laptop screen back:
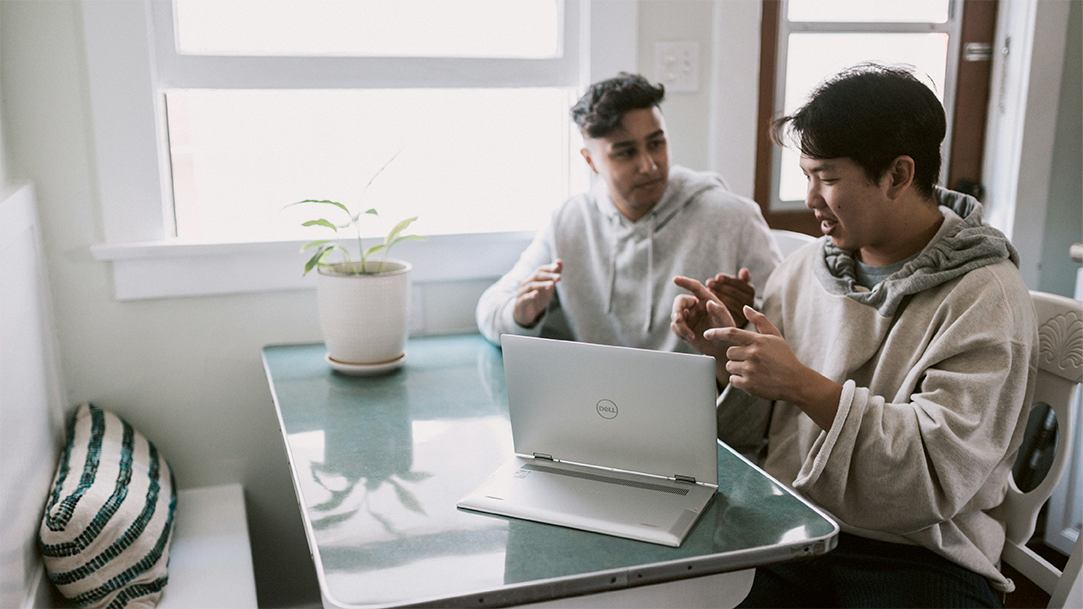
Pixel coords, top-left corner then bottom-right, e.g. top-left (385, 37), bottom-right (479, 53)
top-left (501, 335), bottom-right (719, 484)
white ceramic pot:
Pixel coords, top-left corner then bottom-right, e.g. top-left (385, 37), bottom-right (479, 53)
top-left (317, 260), bottom-right (411, 365)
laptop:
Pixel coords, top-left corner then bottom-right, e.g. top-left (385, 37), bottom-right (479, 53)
top-left (457, 335), bottom-right (719, 547)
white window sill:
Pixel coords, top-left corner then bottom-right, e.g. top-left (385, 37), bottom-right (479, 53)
top-left (90, 231), bottom-right (533, 301)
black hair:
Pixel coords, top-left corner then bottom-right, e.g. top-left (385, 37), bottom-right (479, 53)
top-left (570, 72), bottom-right (666, 138)
top-left (771, 63), bottom-right (946, 198)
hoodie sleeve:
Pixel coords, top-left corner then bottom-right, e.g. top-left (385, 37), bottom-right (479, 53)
top-left (475, 221), bottom-right (558, 346)
top-left (791, 265), bottom-right (1037, 535)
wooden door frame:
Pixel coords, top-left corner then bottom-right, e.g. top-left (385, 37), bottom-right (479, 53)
top-left (752, 0), bottom-right (998, 236)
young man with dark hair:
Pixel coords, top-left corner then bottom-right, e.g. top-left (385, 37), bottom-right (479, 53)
top-left (477, 73), bottom-right (781, 351)
top-left (672, 63), bottom-right (1037, 606)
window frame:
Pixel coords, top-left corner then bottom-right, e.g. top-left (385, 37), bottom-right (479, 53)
top-left (85, 0), bottom-right (636, 300)
top-left (766, 0), bottom-right (962, 212)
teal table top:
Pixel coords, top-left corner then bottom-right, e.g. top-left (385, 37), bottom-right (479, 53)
top-left (263, 335), bottom-right (837, 609)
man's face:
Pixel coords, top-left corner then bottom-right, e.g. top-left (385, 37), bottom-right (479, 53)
top-left (580, 107), bottom-right (670, 222)
top-left (800, 155), bottom-right (895, 263)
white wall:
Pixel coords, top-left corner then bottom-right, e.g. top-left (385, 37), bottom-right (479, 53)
top-left (1, 2), bottom-right (325, 604)
top-left (1037, 0), bottom-right (1082, 299)
top-left (0, 183), bottom-right (66, 609)
top-left (0, 3), bottom-right (6, 190)
top-left (981, 0), bottom-right (1076, 290)
top-left (637, 0), bottom-right (715, 173)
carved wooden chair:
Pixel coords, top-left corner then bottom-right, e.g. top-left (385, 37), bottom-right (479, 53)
top-left (1002, 290), bottom-right (1082, 608)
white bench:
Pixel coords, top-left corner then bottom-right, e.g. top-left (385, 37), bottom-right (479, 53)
top-left (31, 483), bottom-right (258, 609)
top-left (157, 484), bottom-right (258, 609)
top-left (4, 185), bottom-right (256, 609)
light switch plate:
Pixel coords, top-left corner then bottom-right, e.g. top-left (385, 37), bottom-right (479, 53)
top-left (654, 41), bottom-right (700, 93)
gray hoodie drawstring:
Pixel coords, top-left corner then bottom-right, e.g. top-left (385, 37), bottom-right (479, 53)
top-left (605, 214), bottom-right (619, 314)
top-left (644, 213), bottom-right (656, 333)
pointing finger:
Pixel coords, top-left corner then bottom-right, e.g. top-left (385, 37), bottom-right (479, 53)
top-left (674, 276), bottom-right (719, 303)
top-left (744, 306), bottom-right (782, 338)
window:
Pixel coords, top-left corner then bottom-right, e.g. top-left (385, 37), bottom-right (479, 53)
top-left (764, 0), bottom-right (961, 212)
top-left (165, 88), bottom-right (581, 242)
top-left (172, 0), bottom-right (562, 57)
top-left (85, 0), bottom-right (632, 299)
top-left (160, 0), bottom-right (584, 243)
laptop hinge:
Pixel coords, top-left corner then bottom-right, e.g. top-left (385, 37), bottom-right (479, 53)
top-left (674, 475), bottom-right (697, 484)
top-left (533, 453), bottom-right (554, 461)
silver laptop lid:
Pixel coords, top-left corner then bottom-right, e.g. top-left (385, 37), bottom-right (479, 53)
top-left (501, 335), bottom-right (719, 485)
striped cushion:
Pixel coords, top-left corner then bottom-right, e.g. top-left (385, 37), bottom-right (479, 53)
top-left (39, 403), bottom-right (176, 608)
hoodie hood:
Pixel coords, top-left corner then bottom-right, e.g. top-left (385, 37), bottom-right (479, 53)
top-left (814, 187), bottom-right (1020, 317)
top-left (594, 166), bottom-right (728, 332)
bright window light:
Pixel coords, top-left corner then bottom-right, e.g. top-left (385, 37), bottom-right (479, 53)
top-left (777, 33), bottom-right (949, 203)
top-left (787, 0), bottom-right (949, 23)
top-left (166, 88), bottom-right (587, 243)
top-left (174, 0), bottom-right (562, 57)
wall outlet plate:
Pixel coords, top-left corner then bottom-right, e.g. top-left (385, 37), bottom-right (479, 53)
top-left (654, 41), bottom-right (700, 93)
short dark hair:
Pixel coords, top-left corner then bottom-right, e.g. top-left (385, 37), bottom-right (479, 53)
top-left (571, 72), bottom-right (666, 138)
top-left (771, 63), bottom-right (946, 198)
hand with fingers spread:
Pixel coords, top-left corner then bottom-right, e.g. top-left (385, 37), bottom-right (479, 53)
top-left (513, 259), bottom-right (563, 328)
top-left (707, 306), bottom-right (843, 430)
top-left (670, 276), bottom-right (742, 383)
top-left (706, 268), bottom-right (756, 327)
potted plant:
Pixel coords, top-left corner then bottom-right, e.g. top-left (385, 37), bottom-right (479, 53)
top-left (291, 155), bottom-right (424, 374)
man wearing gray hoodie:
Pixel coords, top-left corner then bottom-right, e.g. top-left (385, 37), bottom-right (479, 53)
top-left (673, 64), bottom-right (1037, 607)
top-left (476, 73), bottom-right (782, 351)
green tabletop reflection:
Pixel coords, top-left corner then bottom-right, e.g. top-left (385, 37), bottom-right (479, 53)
top-left (264, 335), bottom-right (837, 608)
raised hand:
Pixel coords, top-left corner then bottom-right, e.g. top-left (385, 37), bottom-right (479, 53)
top-left (513, 259), bottom-right (563, 328)
top-left (706, 268), bottom-right (755, 327)
top-left (670, 275), bottom-right (738, 359)
top-left (707, 306), bottom-right (842, 431)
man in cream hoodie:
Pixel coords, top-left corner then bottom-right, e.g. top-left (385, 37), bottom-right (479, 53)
top-left (476, 73), bottom-right (781, 351)
top-left (672, 64), bottom-right (1037, 606)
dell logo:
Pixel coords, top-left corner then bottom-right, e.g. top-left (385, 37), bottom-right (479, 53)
top-left (596, 399), bottom-right (618, 419)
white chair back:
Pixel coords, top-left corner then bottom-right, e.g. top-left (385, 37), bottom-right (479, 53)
top-left (1001, 290), bottom-right (1082, 606)
top-left (770, 228), bottom-right (817, 259)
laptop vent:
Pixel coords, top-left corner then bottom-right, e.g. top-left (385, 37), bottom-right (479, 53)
top-left (522, 463), bottom-right (690, 496)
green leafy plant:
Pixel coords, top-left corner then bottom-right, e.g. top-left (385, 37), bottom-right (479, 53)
top-left (288, 153), bottom-right (424, 276)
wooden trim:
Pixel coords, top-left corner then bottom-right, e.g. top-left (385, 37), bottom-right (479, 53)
top-left (753, 0), bottom-right (819, 236)
top-left (947, 0), bottom-right (998, 196)
top-left (754, 0), bottom-right (779, 211)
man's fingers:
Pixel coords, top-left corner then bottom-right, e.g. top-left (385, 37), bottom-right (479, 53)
top-left (671, 294), bottom-right (697, 319)
top-left (534, 270), bottom-right (562, 283)
top-left (707, 275), bottom-right (755, 298)
top-left (674, 276), bottom-right (718, 302)
top-left (703, 326), bottom-right (757, 345)
top-left (525, 260), bottom-right (562, 286)
top-left (673, 275), bottom-right (701, 291)
top-left (670, 320), bottom-right (694, 343)
top-left (517, 288), bottom-right (546, 310)
top-left (745, 306), bottom-right (782, 337)
top-left (724, 361), bottom-right (751, 391)
top-left (737, 267), bottom-right (751, 282)
top-left (517, 279), bottom-right (556, 297)
top-left (706, 299), bottom-right (736, 327)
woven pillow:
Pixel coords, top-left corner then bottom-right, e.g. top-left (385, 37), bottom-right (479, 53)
top-left (39, 403), bottom-right (177, 609)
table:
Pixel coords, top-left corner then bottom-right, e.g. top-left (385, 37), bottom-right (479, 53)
top-left (263, 335), bottom-right (838, 609)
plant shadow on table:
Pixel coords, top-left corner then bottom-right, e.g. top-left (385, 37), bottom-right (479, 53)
top-left (308, 379), bottom-right (432, 536)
